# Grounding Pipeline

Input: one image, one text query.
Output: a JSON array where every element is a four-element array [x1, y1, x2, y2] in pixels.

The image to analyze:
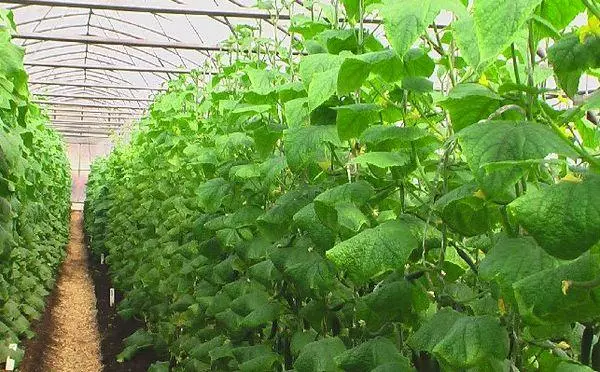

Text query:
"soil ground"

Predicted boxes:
[[20, 211, 102, 372], [20, 211, 159, 372]]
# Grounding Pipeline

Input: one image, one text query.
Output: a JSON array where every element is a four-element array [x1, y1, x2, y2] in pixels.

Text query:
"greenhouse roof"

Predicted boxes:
[[1, 0, 322, 140]]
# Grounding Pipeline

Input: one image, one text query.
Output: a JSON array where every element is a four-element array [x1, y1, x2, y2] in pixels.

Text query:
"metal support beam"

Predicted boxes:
[[53, 126, 122, 132], [30, 80, 165, 91], [33, 99, 145, 109], [62, 133, 110, 140], [53, 127, 122, 133], [49, 113, 138, 120], [51, 120, 125, 126], [45, 107, 142, 115], [0, 0, 381, 23], [25, 61, 194, 74], [15, 32, 221, 51], [56, 128, 116, 134], [13, 32, 306, 55], [33, 92, 153, 101]]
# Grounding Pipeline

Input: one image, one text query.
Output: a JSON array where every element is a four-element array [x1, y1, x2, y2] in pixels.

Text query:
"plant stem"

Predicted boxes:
[[451, 243, 478, 274], [526, 20, 537, 121], [562, 276, 600, 293], [592, 339, 600, 371], [500, 206, 516, 237], [511, 43, 521, 86], [358, 0, 364, 53], [432, 23, 456, 87], [583, 0, 600, 20], [581, 325, 595, 365], [550, 120, 600, 168]]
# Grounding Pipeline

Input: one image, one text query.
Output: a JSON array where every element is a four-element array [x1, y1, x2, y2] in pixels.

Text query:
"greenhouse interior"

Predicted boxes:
[[1, 0, 600, 371]]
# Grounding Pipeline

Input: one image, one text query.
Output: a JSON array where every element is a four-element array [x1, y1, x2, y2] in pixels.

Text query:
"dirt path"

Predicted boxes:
[[21, 211, 102, 372]]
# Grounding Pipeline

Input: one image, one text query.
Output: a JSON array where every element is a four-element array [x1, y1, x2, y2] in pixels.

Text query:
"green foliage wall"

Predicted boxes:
[[85, 1, 600, 371], [0, 10, 72, 364]]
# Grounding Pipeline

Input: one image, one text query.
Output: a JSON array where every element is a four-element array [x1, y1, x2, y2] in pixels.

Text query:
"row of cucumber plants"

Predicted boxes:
[[85, 0, 600, 371], [0, 9, 72, 367]]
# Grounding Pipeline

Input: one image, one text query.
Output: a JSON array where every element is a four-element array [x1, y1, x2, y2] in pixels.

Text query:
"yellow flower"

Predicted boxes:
[[473, 189, 486, 200], [579, 15, 600, 43], [557, 94, 570, 105], [318, 160, 332, 171], [498, 298, 507, 315], [478, 74, 490, 87], [561, 173, 582, 184]]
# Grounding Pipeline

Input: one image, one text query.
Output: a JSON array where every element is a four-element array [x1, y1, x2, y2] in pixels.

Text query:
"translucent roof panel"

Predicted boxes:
[[1, 0, 300, 141]]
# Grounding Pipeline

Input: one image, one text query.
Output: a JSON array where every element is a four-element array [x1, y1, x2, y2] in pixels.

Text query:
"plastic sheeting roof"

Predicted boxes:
[[1, 0, 304, 140]]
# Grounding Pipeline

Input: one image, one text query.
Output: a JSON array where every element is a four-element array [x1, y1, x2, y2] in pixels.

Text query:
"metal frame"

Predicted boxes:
[[33, 93, 154, 101], [46, 107, 142, 114], [25, 61, 195, 74], [55, 126, 116, 133], [52, 126, 123, 132], [51, 120, 128, 125], [16, 32, 224, 51], [1, 0, 381, 23], [14, 32, 306, 55], [29, 80, 165, 91], [61, 133, 111, 139], [52, 126, 122, 132], [49, 116, 138, 122], [34, 100, 145, 109]]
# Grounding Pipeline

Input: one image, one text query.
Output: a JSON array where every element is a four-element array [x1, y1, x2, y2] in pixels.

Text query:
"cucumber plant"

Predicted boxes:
[[0, 9, 72, 367], [85, 0, 600, 371]]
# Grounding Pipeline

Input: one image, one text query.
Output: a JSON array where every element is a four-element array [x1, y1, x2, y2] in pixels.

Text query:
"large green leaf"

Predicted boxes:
[[337, 57, 371, 96], [334, 337, 413, 371], [351, 152, 411, 169], [433, 315, 509, 368], [270, 237, 338, 296], [326, 220, 419, 283], [117, 329, 154, 362], [257, 186, 321, 241], [473, 0, 543, 64], [299, 53, 345, 88], [435, 183, 501, 236], [309, 68, 338, 111], [333, 103, 381, 140], [380, 0, 464, 57], [246, 68, 277, 95], [356, 279, 429, 330], [196, 178, 231, 213], [479, 236, 558, 296], [285, 98, 309, 127], [508, 175, 600, 259], [408, 308, 465, 353], [235, 346, 280, 372], [513, 252, 600, 324], [439, 83, 502, 131], [294, 338, 346, 372], [537, 0, 585, 38], [293, 203, 337, 251], [458, 120, 577, 202], [548, 33, 600, 97], [410, 310, 509, 369], [314, 181, 375, 231], [453, 15, 482, 68], [284, 125, 341, 171], [360, 125, 429, 149]]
